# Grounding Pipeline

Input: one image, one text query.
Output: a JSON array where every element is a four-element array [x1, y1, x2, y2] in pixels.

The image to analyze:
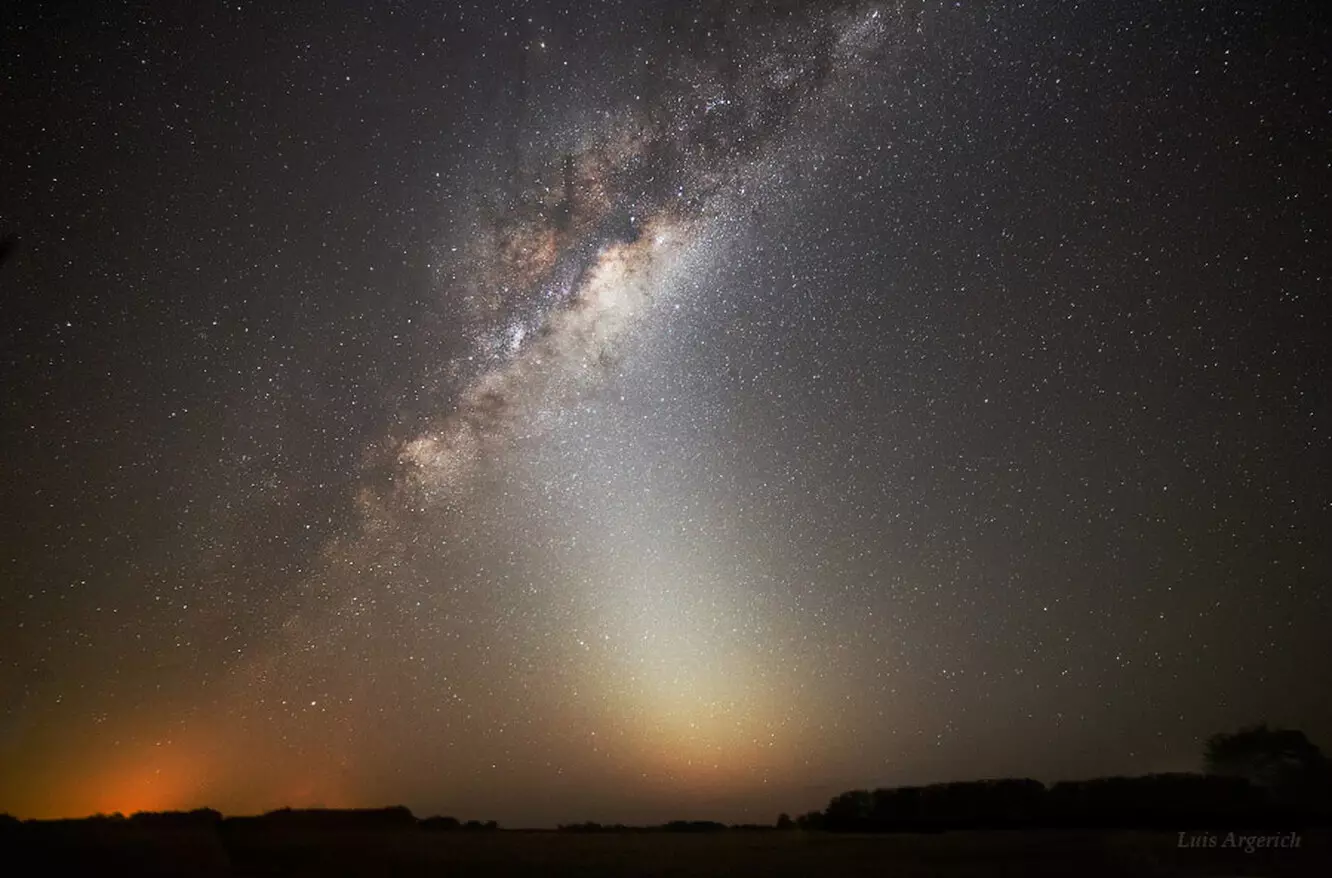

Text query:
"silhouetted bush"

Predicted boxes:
[[249, 806, 417, 830], [662, 820, 727, 833], [795, 810, 825, 830], [419, 815, 461, 831], [558, 821, 633, 832], [129, 808, 223, 828], [460, 819, 500, 831], [558, 821, 600, 832]]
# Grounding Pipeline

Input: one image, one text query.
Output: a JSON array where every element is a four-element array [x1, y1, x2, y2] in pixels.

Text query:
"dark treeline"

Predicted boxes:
[[795, 725, 1332, 833], [798, 772, 1327, 833], [0, 807, 499, 834]]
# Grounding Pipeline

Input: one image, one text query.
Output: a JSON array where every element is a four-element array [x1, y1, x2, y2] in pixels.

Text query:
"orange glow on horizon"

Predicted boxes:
[[34, 742, 212, 819]]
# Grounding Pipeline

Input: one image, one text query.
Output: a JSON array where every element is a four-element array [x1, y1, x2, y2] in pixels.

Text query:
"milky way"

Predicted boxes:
[[384, 2, 906, 510], [3, 0, 1329, 826]]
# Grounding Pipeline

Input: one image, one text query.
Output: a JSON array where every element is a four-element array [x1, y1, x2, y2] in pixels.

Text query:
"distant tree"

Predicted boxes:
[[558, 821, 603, 832], [775, 812, 794, 830], [456, 818, 500, 831], [662, 820, 726, 833], [129, 809, 222, 827], [824, 790, 874, 831], [420, 815, 460, 831], [382, 806, 417, 826], [795, 810, 825, 830], [1204, 725, 1330, 803]]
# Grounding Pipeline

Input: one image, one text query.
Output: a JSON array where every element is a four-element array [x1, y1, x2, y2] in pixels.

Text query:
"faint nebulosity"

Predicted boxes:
[[1, 1, 1328, 826]]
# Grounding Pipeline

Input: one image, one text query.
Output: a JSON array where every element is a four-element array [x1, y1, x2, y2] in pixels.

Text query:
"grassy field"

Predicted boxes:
[[10, 825, 1329, 877]]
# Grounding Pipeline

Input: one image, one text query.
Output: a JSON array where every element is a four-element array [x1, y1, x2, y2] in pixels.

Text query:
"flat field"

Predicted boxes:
[[10, 825, 1329, 877]]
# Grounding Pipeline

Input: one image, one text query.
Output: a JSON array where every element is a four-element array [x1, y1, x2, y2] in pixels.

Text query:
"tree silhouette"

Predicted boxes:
[[1204, 724, 1329, 803], [420, 815, 460, 831], [794, 810, 825, 830]]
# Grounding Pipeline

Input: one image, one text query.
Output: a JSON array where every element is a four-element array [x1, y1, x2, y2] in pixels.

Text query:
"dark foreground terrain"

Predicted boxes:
[[5, 824, 1329, 877]]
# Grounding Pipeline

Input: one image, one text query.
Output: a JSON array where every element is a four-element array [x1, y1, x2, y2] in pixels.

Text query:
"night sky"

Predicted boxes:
[[2, 1, 1329, 827]]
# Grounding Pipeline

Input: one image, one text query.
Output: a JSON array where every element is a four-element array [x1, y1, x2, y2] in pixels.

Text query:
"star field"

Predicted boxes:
[[2, 1, 1329, 827]]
